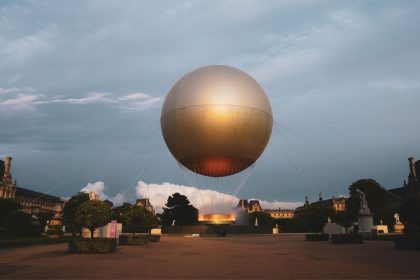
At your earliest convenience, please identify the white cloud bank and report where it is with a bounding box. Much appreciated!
[79,180,302,213]
[0,88,161,113]
[136,181,302,214]
[80,181,126,206]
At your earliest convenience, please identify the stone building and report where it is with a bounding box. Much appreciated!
[236,199,294,219]
[294,195,346,218]
[136,198,155,214]
[264,209,295,219]
[389,156,420,200]
[0,156,64,214]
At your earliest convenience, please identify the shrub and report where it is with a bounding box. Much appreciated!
[372,234,398,241]
[68,237,116,253]
[118,235,149,246]
[394,234,420,250]
[46,225,64,237]
[149,235,160,242]
[305,233,329,241]
[2,212,42,237]
[0,236,72,248]
[331,234,363,244]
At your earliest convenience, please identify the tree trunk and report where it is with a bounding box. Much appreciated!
[90,229,94,238]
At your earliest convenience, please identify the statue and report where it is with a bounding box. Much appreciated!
[394,213,402,225]
[393,213,404,233]
[356,189,370,214]
[89,191,99,200]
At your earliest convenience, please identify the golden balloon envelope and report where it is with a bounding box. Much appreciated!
[161,65,273,177]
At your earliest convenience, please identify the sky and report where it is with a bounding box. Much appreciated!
[1,0,420,211]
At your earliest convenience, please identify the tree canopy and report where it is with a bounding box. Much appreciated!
[0,198,21,228]
[298,204,336,233]
[161,193,198,226]
[0,198,40,237]
[63,192,90,236]
[124,205,159,234]
[75,200,112,238]
[348,179,396,226]
[248,211,273,227]
[399,197,420,233]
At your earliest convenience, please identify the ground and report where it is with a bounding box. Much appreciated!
[1,235,420,279]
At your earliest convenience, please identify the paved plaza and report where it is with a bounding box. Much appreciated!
[1,235,420,279]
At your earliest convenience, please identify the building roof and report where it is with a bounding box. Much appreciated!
[0,160,4,182]
[15,186,63,204]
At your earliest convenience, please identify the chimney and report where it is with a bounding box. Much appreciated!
[3,156,12,179]
[408,157,417,183]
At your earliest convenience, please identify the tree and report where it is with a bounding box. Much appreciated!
[334,210,357,234]
[161,193,198,226]
[298,204,336,233]
[248,211,273,227]
[37,211,55,229]
[399,197,420,233]
[75,200,112,238]
[3,211,40,237]
[0,198,21,228]
[63,192,90,237]
[111,203,133,229]
[124,205,159,234]
[348,179,396,227]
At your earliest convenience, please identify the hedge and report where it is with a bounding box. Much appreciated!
[331,234,363,244]
[0,236,73,248]
[305,233,329,241]
[394,234,420,250]
[149,235,160,242]
[119,234,161,245]
[68,237,116,253]
[119,235,149,246]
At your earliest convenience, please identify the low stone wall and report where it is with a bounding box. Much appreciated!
[162,225,272,235]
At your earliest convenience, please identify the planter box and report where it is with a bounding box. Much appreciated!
[0,237,72,248]
[394,234,420,250]
[119,235,149,245]
[305,233,329,241]
[331,234,363,244]
[149,235,160,242]
[68,237,116,253]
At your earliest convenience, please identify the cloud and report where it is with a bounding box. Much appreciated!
[80,181,126,206]
[0,88,161,113]
[118,93,162,111]
[48,92,114,105]
[0,87,42,113]
[136,181,301,214]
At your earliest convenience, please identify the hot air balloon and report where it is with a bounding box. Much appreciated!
[161,65,273,177]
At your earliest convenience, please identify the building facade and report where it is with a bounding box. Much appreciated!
[264,209,295,219]
[294,195,347,217]
[136,198,155,214]
[0,156,64,214]
[389,156,420,201]
[236,199,295,219]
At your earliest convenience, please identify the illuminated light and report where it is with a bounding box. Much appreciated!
[198,213,236,225]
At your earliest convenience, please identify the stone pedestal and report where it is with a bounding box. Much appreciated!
[358,213,374,235]
[47,204,63,238]
[394,223,405,233]
[372,225,388,234]
[323,222,345,235]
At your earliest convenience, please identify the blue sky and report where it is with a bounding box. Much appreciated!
[1,0,419,209]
